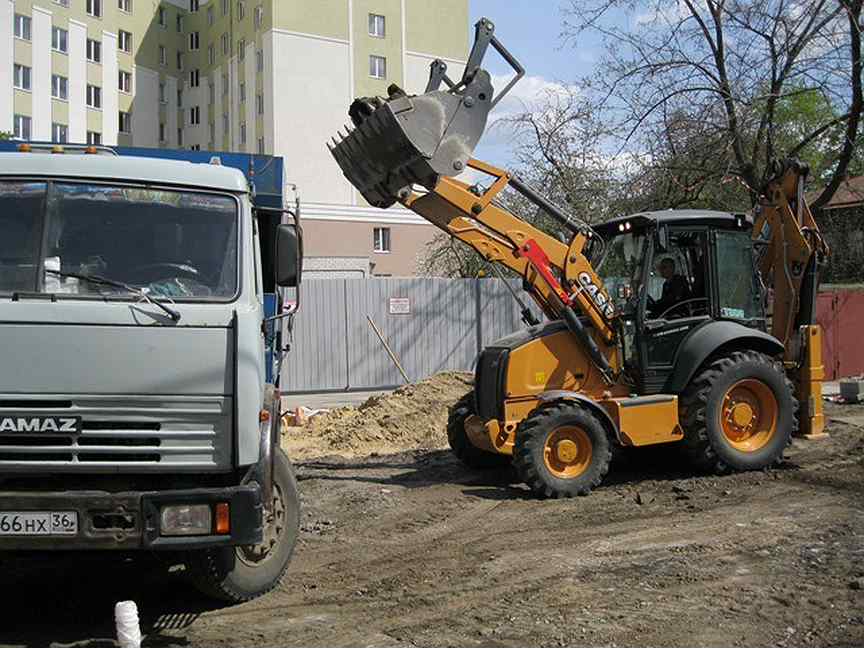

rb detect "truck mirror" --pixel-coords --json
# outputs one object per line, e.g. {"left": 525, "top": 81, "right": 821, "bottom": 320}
{"left": 275, "top": 224, "right": 302, "bottom": 287}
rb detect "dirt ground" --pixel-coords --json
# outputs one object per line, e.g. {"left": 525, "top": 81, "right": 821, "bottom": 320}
{"left": 1, "top": 377, "right": 863, "bottom": 648}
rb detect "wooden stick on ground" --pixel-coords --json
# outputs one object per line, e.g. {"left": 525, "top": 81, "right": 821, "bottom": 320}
{"left": 366, "top": 314, "right": 410, "bottom": 384}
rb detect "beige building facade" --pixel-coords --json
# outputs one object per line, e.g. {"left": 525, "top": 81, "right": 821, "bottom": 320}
{"left": 3, "top": 0, "right": 469, "bottom": 276}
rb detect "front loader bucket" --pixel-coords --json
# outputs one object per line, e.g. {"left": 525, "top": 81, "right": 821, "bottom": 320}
{"left": 328, "top": 17, "right": 525, "bottom": 208}
{"left": 329, "top": 77, "right": 493, "bottom": 208}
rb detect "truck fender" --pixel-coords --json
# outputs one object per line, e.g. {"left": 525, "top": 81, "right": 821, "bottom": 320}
{"left": 536, "top": 390, "right": 622, "bottom": 444}
{"left": 664, "top": 320, "right": 785, "bottom": 394}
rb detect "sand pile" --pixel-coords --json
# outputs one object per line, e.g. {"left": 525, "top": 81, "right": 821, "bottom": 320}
{"left": 282, "top": 372, "right": 473, "bottom": 460}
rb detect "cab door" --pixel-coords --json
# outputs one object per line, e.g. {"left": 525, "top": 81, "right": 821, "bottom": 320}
{"left": 637, "top": 227, "right": 711, "bottom": 394}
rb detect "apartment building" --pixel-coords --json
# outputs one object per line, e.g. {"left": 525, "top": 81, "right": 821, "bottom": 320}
{"left": 1, "top": 0, "right": 470, "bottom": 276}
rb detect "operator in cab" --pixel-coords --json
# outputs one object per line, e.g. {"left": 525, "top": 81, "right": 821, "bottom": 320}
{"left": 648, "top": 257, "right": 690, "bottom": 319}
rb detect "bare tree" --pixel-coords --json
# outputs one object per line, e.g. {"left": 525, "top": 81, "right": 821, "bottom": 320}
{"left": 563, "top": 0, "right": 863, "bottom": 207}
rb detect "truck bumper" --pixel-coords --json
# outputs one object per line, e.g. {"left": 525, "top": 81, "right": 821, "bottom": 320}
{"left": 0, "top": 484, "right": 263, "bottom": 551}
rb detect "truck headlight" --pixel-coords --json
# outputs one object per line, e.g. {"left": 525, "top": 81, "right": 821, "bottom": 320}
{"left": 160, "top": 504, "right": 212, "bottom": 536}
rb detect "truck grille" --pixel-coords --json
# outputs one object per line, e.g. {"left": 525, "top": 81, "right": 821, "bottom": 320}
{"left": 0, "top": 396, "right": 231, "bottom": 473}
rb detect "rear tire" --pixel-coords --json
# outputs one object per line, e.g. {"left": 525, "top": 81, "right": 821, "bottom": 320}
{"left": 680, "top": 350, "right": 797, "bottom": 473}
{"left": 188, "top": 448, "right": 300, "bottom": 603}
{"left": 447, "top": 392, "right": 511, "bottom": 470}
{"left": 513, "top": 401, "right": 612, "bottom": 498}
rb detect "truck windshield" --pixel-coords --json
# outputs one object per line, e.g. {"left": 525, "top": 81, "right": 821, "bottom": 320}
{"left": 596, "top": 232, "right": 647, "bottom": 312}
{"left": 0, "top": 181, "right": 239, "bottom": 300}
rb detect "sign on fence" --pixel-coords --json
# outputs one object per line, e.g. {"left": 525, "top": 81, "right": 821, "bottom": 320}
{"left": 388, "top": 297, "right": 411, "bottom": 314}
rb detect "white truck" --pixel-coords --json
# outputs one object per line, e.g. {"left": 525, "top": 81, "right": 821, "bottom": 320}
{"left": 0, "top": 144, "right": 302, "bottom": 602}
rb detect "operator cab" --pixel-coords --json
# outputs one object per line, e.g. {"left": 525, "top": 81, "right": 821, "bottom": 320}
{"left": 594, "top": 210, "right": 764, "bottom": 394}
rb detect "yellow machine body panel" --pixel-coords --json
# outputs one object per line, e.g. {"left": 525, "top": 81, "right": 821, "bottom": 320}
{"left": 600, "top": 396, "right": 684, "bottom": 447}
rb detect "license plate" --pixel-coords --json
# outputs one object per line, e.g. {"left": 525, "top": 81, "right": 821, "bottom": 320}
{"left": 0, "top": 511, "right": 78, "bottom": 536}
{"left": 0, "top": 415, "right": 81, "bottom": 435}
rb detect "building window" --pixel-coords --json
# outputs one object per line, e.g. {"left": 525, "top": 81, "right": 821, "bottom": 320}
{"left": 221, "top": 32, "right": 230, "bottom": 55}
{"left": 222, "top": 0, "right": 229, "bottom": 16}
{"left": 159, "top": 45, "right": 167, "bottom": 66}
{"left": 13, "top": 65, "right": 32, "bottom": 91}
{"left": 52, "top": 122, "right": 68, "bottom": 143}
{"left": 119, "top": 30, "right": 132, "bottom": 53}
{"left": 208, "top": 44, "right": 215, "bottom": 65}
{"left": 369, "top": 55, "right": 386, "bottom": 79}
{"left": 158, "top": 6, "right": 166, "bottom": 27}
{"left": 86, "top": 84, "right": 101, "bottom": 108}
{"left": 256, "top": 48, "right": 264, "bottom": 72}
{"left": 207, "top": 6, "right": 214, "bottom": 25}
{"left": 157, "top": 122, "right": 165, "bottom": 142}
{"left": 176, "top": 15, "right": 183, "bottom": 32}
{"left": 190, "top": 68, "right": 200, "bottom": 87}
{"left": 209, "top": 82, "right": 215, "bottom": 104}
{"left": 14, "top": 14, "right": 32, "bottom": 41}
{"left": 240, "top": 121, "right": 246, "bottom": 144}
{"left": 177, "top": 89, "right": 183, "bottom": 107}
{"left": 237, "top": 1, "right": 245, "bottom": 20}
{"left": 87, "top": 130, "right": 102, "bottom": 145}
{"left": 239, "top": 82, "right": 246, "bottom": 102}
{"left": 189, "top": 32, "right": 200, "bottom": 50}
{"left": 177, "top": 52, "right": 184, "bottom": 70}
{"left": 86, "top": 0, "right": 102, "bottom": 18}
{"left": 118, "top": 70, "right": 132, "bottom": 93}
{"left": 159, "top": 82, "right": 166, "bottom": 103}
{"left": 13, "top": 115, "right": 31, "bottom": 140}
{"left": 369, "top": 14, "right": 385, "bottom": 38}
{"left": 52, "top": 27, "right": 68, "bottom": 53}
{"left": 256, "top": 93, "right": 264, "bottom": 115}
{"left": 222, "top": 74, "right": 228, "bottom": 95}
{"left": 257, "top": 136, "right": 265, "bottom": 154}
{"left": 238, "top": 38, "right": 246, "bottom": 60}
{"left": 119, "top": 111, "right": 131, "bottom": 133}
{"left": 51, "top": 74, "right": 69, "bottom": 100}
{"left": 373, "top": 227, "right": 391, "bottom": 252}
{"left": 177, "top": 128, "right": 183, "bottom": 146}
{"left": 190, "top": 106, "right": 200, "bottom": 125}
{"left": 254, "top": 5, "right": 264, "bottom": 28}
{"left": 209, "top": 122, "right": 215, "bottom": 143}
{"left": 222, "top": 112, "right": 228, "bottom": 133}
{"left": 87, "top": 38, "right": 102, "bottom": 62}
{"left": 118, "top": 0, "right": 133, "bottom": 13}
{"left": 189, "top": 0, "right": 199, "bottom": 12}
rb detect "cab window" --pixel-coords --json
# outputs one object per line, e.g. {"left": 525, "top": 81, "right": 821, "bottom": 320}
{"left": 715, "top": 230, "right": 763, "bottom": 321}
{"left": 646, "top": 230, "right": 708, "bottom": 320}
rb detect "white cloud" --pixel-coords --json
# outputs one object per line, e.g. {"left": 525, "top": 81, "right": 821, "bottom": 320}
{"left": 488, "top": 73, "right": 577, "bottom": 120}
{"left": 634, "top": 2, "right": 690, "bottom": 27}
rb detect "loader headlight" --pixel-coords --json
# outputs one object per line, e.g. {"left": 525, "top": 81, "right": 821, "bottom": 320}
{"left": 160, "top": 504, "right": 212, "bottom": 536}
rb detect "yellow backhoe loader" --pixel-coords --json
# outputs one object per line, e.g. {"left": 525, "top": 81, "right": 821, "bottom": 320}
{"left": 329, "top": 18, "right": 829, "bottom": 498}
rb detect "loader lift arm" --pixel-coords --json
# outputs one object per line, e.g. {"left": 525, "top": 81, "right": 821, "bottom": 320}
{"left": 403, "top": 157, "right": 619, "bottom": 382}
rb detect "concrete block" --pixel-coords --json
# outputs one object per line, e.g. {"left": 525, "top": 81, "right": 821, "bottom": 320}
{"left": 839, "top": 379, "right": 864, "bottom": 401}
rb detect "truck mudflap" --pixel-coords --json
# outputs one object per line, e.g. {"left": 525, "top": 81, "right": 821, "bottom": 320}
{"left": 0, "top": 484, "right": 262, "bottom": 551}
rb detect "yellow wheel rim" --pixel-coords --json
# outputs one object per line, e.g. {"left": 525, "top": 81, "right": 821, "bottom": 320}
{"left": 719, "top": 379, "right": 779, "bottom": 452}
{"left": 543, "top": 426, "right": 592, "bottom": 478}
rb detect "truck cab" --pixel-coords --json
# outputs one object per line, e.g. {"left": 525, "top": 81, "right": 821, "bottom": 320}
{"left": 0, "top": 149, "right": 302, "bottom": 602}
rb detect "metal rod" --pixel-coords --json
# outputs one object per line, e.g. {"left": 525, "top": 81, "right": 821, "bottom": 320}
{"left": 508, "top": 175, "right": 582, "bottom": 236}
{"left": 367, "top": 315, "right": 411, "bottom": 384}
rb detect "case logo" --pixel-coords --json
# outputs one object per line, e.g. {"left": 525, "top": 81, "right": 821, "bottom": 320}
{"left": 577, "top": 272, "right": 616, "bottom": 319}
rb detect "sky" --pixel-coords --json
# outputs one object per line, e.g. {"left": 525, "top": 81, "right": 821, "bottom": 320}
{"left": 466, "top": 1, "right": 632, "bottom": 168}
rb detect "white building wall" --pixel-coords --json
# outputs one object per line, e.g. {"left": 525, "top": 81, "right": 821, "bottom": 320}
{"left": 68, "top": 20, "right": 87, "bottom": 143}
{"left": 166, "top": 74, "right": 178, "bottom": 147}
{"left": 270, "top": 29, "right": 353, "bottom": 206}
{"left": 244, "top": 41, "right": 256, "bottom": 153}
{"left": 229, "top": 57, "right": 239, "bottom": 150}
{"left": 31, "top": 5, "right": 52, "bottom": 141}
{"left": 213, "top": 70, "right": 223, "bottom": 146}
{"left": 0, "top": 0, "right": 13, "bottom": 133}
{"left": 262, "top": 32, "right": 275, "bottom": 154}
{"left": 101, "top": 31, "right": 119, "bottom": 145}
{"left": 132, "top": 65, "right": 159, "bottom": 146}
{"left": 404, "top": 51, "right": 465, "bottom": 95}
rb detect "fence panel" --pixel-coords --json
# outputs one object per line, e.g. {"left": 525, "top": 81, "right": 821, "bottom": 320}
{"left": 479, "top": 279, "right": 534, "bottom": 347}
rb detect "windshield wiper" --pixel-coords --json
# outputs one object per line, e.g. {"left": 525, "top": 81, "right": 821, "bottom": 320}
{"left": 45, "top": 269, "right": 181, "bottom": 322}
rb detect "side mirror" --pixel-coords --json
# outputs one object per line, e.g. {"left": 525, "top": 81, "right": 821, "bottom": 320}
{"left": 275, "top": 223, "right": 302, "bottom": 287}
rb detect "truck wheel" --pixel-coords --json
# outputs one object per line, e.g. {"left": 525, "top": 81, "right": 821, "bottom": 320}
{"left": 447, "top": 392, "right": 511, "bottom": 470}
{"left": 680, "top": 350, "right": 797, "bottom": 473}
{"left": 513, "top": 401, "right": 612, "bottom": 498}
{"left": 188, "top": 448, "right": 300, "bottom": 603}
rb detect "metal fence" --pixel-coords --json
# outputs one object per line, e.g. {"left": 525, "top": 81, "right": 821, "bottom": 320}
{"left": 281, "top": 278, "right": 531, "bottom": 393}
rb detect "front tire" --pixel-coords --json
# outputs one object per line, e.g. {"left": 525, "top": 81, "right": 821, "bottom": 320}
{"left": 188, "top": 448, "right": 300, "bottom": 603}
{"left": 513, "top": 401, "right": 612, "bottom": 498}
{"left": 447, "top": 392, "right": 511, "bottom": 470}
{"left": 680, "top": 350, "right": 797, "bottom": 472}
